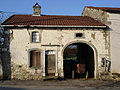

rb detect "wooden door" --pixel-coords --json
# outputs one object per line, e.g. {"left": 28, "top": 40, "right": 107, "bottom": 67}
{"left": 45, "top": 51, "right": 56, "bottom": 76}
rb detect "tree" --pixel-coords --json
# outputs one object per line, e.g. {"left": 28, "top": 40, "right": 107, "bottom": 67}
{"left": 0, "top": 11, "right": 14, "bottom": 47}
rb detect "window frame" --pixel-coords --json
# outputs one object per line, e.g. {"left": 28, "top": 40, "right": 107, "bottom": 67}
{"left": 31, "top": 31, "right": 40, "bottom": 43}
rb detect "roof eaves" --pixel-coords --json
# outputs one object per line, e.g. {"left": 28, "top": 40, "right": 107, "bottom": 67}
{"left": 1, "top": 25, "right": 107, "bottom": 28}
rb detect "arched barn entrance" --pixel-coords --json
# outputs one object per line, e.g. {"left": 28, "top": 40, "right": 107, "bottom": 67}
{"left": 63, "top": 43, "right": 94, "bottom": 79}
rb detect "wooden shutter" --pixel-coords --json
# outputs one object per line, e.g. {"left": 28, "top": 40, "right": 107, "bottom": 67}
{"left": 30, "top": 50, "right": 41, "bottom": 68}
{"left": 36, "top": 51, "right": 41, "bottom": 67}
{"left": 32, "top": 51, "right": 36, "bottom": 67}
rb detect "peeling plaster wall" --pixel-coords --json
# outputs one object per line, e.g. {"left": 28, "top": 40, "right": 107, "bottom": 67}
{"left": 3, "top": 27, "right": 110, "bottom": 80}
{"left": 9, "top": 29, "right": 43, "bottom": 80}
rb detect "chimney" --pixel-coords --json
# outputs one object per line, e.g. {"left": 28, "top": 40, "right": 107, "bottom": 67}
{"left": 33, "top": 3, "right": 41, "bottom": 16}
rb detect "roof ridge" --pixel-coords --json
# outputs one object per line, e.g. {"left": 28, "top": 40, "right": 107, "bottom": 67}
{"left": 86, "top": 6, "right": 120, "bottom": 10}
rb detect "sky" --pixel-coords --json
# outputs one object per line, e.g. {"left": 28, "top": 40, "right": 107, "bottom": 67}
{"left": 0, "top": 0, "right": 120, "bottom": 16}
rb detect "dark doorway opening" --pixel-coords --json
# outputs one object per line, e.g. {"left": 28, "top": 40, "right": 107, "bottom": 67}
{"left": 63, "top": 43, "right": 94, "bottom": 79}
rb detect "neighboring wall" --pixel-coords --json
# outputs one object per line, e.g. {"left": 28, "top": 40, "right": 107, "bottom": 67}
{"left": 82, "top": 7, "right": 111, "bottom": 25}
{"left": 108, "top": 13, "right": 120, "bottom": 73}
{"left": 3, "top": 27, "right": 110, "bottom": 80}
{"left": 83, "top": 7, "right": 120, "bottom": 74}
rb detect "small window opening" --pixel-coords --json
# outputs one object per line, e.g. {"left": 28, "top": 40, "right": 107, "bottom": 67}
{"left": 76, "top": 33, "right": 83, "bottom": 38}
{"left": 32, "top": 32, "right": 40, "bottom": 42}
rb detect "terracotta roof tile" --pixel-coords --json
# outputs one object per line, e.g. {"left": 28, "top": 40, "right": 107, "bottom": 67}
{"left": 2, "top": 15, "right": 106, "bottom": 27}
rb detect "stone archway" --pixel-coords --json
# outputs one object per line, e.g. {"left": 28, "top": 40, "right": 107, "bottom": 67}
{"left": 63, "top": 43, "right": 94, "bottom": 79}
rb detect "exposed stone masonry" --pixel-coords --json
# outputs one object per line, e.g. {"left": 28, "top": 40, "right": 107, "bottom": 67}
{"left": 11, "top": 61, "right": 42, "bottom": 80}
{"left": 82, "top": 7, "right": 111, "bottom": 25}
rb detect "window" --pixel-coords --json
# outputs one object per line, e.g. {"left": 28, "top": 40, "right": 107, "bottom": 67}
{"left": 75, "top": 33, "right": 83, "bottom": 38}
{"left": 32, "top": 32, "right": 40, "bottom": 42}
{"left": 30, "top": 50, "right": 41, "bottom": 68}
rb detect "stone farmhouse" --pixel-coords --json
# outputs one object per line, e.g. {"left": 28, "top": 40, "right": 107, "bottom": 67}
{"left": 1, "top": 3, "right": 119, "bottom": 80}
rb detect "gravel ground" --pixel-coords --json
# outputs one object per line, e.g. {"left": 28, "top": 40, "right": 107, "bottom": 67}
{"left": 0, "top": 79, "right": 120, "bottom": 90}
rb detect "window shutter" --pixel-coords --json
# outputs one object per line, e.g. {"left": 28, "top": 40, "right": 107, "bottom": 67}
{"left": 30, "top": 50, "right": 41, "bottom": 68}
{"left": 36, "top": 52, "right": 41, "bottom": 67}
{"left": 32, "top": 51, "right": 36, "bottom": 67}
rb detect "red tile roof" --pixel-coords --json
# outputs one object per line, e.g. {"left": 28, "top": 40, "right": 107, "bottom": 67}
{"left": 2, "top": 15, "right": 106, "bottom": 27}
{"left": 86, "top": 6, "right": 120, "bottom": 12}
